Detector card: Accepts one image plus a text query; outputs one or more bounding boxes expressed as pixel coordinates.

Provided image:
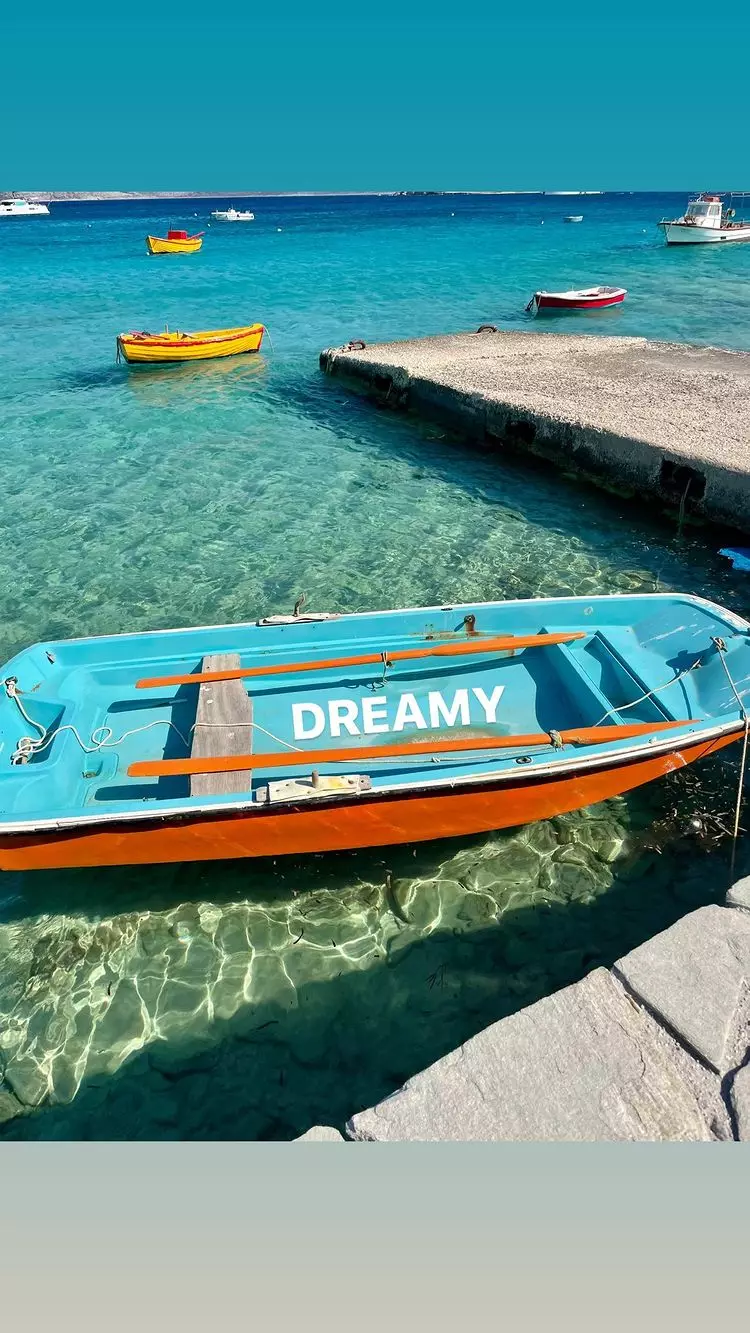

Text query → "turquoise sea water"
[2,192,750,1138]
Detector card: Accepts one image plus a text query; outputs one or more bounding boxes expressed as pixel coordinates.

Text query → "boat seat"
[545,639,626,728]
[189,654,254,798]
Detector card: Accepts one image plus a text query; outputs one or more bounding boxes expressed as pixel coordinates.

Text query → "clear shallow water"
[2,192,750,1138]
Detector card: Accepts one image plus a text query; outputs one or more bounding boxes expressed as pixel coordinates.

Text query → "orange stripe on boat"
[136,631,587,689]
[127,720,692,780]
[3,730,734,872]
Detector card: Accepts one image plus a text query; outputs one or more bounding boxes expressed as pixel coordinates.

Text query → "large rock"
[727,877,750,910]
[615,905,750,1073]
[295,1125,345,1142]
[347,968,717,1141]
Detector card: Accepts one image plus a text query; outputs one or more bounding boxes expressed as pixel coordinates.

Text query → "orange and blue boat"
[117,323,265,364]
[0,592,747,871]
[145,229,203,255]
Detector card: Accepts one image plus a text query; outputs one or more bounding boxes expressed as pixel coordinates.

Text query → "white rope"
[713,641,750,879]
[5,680,301,766]
[591,657,704,728]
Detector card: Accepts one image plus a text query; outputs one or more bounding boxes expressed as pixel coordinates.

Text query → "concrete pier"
[321,331,750,532]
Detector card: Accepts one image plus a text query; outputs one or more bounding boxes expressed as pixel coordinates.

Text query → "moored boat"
[0,592,747,871]
[659,192,750,244]
[210,207,254,221]
[0,197,50,218]
[116,323,265,364]
[526,285,627,313]
[146,230,204,255]
[564,215,584,222]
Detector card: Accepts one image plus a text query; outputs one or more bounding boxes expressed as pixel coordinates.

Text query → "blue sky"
[5,1,749,191]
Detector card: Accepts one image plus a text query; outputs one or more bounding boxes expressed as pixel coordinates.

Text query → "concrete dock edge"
[321,331,750,533]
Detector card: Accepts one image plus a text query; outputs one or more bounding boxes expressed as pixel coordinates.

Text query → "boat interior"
[0,594,746,828]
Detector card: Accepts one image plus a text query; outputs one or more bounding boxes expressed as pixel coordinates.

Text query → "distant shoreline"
[16,189,617,203]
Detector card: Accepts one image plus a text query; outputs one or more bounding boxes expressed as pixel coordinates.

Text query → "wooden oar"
[135,631,587,690]
[127,719,693,780]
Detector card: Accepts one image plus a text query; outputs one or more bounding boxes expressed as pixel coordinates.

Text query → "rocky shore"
[299,879,750,1141]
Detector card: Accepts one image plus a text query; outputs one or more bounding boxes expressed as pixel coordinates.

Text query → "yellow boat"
[116,323,266,364]
[146,229,204,255]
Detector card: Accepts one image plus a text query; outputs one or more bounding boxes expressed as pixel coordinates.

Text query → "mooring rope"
[4,678,302,766]
[591,657,704,728]
[712,638,750,881]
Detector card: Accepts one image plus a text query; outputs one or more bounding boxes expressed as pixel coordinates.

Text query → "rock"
[346,969,717,1141]
[0,1084,24,1125]
[541,848,608,901]
[401,879,444,931]
[210,960,251,1022]
[615,905,750,1073]
[246,954,299,1010]
[568,819,624,864]
[730,1064,750,1139]
[463,844,541,893]
[521,822,559,856]
[727,877,750,910]
[213,910,252,957]
[3,1056,49,1108]
[295,1125,345,1142]
[454,889,498,930]
[88,977,149,1075]
[48,1054,86,1105]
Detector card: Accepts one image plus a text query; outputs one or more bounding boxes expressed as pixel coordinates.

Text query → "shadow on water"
[1,754,747,1141]
[56,365,125,393]
[0,838,737,1143]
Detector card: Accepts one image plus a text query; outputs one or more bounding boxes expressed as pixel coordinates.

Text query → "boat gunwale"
[118,325,263,349]
[0,716,741,839]
[8,590,746,651]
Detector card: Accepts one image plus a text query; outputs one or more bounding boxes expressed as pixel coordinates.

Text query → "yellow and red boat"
[145,229,204,255]
[116,323,265,364]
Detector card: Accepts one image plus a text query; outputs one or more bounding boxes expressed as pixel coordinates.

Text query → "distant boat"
[0,197,49,218]
[117,323,265,364]
[210,207,255,222]
[146,230,204,255]
[526,285,627,313]
[659,192,750,244]
[0,591,745,871]
[564,215,584,223]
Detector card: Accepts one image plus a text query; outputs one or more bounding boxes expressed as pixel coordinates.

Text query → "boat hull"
[535,292,625,310]
[146,234,203,255]
[661,222,750,245]
[117,324,265,364]
[1,591,746,872]
[0,204,50,218]
[0,729,738,871]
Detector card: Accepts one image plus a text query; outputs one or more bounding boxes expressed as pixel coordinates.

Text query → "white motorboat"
[0,197,50,218]
[210,207,255,222]
[659,192,750,244]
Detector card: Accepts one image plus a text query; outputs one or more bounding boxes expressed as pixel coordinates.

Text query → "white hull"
[0,200,50,218]
[662,221,750,244]
[210,210,254,222]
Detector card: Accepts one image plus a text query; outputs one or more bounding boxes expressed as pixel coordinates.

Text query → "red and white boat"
[526,285,627,313]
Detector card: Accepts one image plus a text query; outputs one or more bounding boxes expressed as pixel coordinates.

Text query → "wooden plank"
[130,719,696,782]
[136,631,587,690]
[189,654,254,797]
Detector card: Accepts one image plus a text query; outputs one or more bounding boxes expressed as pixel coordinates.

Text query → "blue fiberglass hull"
[0,592,747,870]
